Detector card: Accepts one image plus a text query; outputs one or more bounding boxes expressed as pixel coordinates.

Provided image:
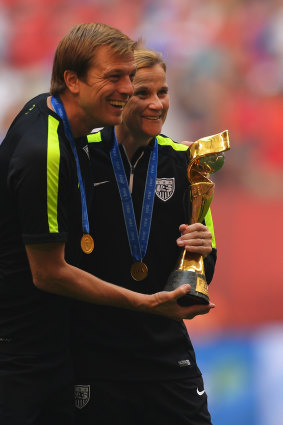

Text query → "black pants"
[74,375,212,425]
[0,352,75,425]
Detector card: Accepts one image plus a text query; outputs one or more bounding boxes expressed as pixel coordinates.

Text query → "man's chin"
[105,116,123,127]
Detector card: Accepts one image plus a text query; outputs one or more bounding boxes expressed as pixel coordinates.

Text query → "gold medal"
[81,234,94,254]
[130,261,148,281]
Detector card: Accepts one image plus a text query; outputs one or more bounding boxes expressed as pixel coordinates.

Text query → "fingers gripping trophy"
[163,130,230,306]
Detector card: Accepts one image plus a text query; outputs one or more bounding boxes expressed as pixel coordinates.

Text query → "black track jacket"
[72,126,217,382]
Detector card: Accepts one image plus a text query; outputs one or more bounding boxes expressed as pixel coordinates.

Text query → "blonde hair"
[50,22,136,96]
[134,47,166,72]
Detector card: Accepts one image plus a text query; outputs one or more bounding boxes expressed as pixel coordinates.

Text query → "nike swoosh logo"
[93,181,110,187]
[197,388,205,396]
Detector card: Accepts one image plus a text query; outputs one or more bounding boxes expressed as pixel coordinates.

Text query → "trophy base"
[164,270,209,307]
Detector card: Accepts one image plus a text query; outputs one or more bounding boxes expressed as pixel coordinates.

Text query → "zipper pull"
[129,164,134,193]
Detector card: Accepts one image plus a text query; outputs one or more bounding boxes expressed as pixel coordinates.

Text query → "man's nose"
[119,76,134,96]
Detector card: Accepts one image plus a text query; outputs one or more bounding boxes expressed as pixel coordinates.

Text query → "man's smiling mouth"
[109,100,127,108]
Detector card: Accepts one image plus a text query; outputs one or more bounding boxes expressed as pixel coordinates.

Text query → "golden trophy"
[163,130,230,306]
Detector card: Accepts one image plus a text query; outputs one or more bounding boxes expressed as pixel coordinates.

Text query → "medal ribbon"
[110,130,158,262]
[51,96,90,235]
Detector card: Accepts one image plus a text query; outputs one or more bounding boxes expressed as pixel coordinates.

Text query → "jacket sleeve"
[7,117,72,245]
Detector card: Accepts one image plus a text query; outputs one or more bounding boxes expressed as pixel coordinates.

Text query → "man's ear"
[64,70,79,94]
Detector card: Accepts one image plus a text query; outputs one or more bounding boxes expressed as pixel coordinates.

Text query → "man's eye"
[109,75,119,81]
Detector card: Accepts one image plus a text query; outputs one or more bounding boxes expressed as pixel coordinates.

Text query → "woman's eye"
[135,91,147,97]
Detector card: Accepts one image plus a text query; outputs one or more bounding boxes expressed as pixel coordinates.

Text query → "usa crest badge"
[74,385,90,409]
[155,177,175,201]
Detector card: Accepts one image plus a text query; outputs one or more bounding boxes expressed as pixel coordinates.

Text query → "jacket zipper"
[122,145,144,194]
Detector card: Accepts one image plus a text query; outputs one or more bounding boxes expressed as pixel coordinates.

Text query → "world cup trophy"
[163,130,230,306]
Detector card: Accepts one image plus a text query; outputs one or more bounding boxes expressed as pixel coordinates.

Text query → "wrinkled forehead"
[91,44,135,69]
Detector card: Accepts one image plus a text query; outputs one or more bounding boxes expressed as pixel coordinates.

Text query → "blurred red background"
[1,1,282,423]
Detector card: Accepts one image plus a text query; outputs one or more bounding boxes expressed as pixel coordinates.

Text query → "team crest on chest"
[155,177,175,201]
[74,385,90,409]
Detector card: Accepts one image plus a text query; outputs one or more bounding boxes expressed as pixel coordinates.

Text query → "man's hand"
[177,223,212,258]
[148,284,215,320]
[25,243,214,321]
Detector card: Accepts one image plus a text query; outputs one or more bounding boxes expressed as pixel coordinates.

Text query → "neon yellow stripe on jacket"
[156,135,188,151]
[204,208,216,248]
[87,132,187,150]
[87,132,102,143]
[47,115,60,233]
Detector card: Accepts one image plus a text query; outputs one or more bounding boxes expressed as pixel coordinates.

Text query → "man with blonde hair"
[0,24,204,425]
